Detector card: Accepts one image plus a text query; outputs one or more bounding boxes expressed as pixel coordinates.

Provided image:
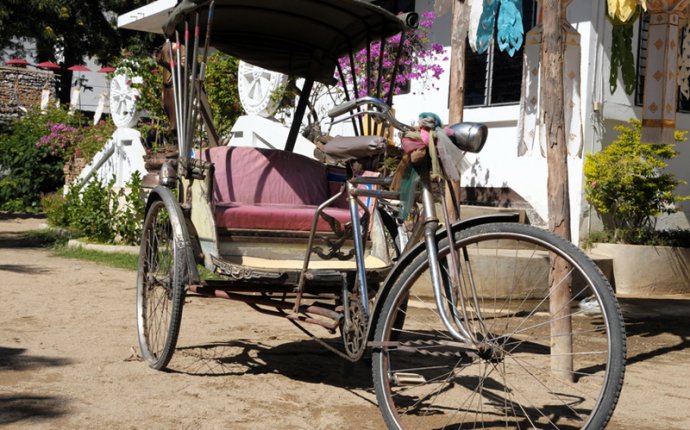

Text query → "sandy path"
[1,215,689,429]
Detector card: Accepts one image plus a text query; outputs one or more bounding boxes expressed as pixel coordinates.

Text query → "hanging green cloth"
[607,0,639,95]
[476,0,500,54]
[496,0,524,57]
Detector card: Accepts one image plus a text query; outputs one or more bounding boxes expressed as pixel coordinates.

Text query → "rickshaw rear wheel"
[136,198,188,370]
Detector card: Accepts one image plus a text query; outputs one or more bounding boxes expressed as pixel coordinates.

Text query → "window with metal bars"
[635,13,690,112]
[464,0,538,107]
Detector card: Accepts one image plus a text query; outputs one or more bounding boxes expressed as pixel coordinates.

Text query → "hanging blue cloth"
[476,0,499,54]
[496,0,524,57]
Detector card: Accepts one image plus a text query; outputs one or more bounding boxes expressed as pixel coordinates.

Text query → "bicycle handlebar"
[327,96,414,132]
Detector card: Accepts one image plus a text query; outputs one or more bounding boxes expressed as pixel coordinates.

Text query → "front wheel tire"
[136,199,188,370]
[372,223,626,429]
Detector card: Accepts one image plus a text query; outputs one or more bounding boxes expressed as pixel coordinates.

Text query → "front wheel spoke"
[505,354,590,423]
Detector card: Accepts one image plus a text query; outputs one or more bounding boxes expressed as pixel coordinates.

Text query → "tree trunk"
[540,0,574,381]
[446,0,468,221]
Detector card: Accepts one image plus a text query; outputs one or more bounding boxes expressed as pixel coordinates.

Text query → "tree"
[0,0,162,103]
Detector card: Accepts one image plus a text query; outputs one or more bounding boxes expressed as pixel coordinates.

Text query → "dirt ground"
[1,214,689,429]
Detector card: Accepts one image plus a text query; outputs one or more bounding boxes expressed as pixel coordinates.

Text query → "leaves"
[584,118,689,242]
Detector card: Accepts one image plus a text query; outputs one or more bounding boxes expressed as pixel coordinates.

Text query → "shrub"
[0,108,82,212]
[69,178,119,243]
[55,173,145,245]
[73,119,116,162]
[114,172,145,245]
[41,192,69,228]
[584,118,689,243]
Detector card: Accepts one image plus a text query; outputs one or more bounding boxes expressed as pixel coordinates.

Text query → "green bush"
[54,173,146,245]
[114,172,145,245]
[0,108,81,212]
[41,192,69,228]
[584,118,689,243]
[70,178,119,243]
[73,119,116,162]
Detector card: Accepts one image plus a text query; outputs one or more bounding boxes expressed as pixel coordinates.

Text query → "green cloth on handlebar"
[398,164,420,221]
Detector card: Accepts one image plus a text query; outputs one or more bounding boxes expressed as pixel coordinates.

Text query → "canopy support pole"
[285,51,323,153]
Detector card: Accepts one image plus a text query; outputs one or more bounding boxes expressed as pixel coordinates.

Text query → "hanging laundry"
[497,0,524,57]
[476,0,500,54]
[468,0,484,52]
[607,0,639,95]
[607,0,640,22]
[517,23,583,158]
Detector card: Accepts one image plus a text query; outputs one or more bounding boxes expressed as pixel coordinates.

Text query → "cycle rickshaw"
[135,1,626,428]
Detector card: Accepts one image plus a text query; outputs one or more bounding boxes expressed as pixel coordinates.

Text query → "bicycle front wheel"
[372,223,626,429]
[136,198,188,370]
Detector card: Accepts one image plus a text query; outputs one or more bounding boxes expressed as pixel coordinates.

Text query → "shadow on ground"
[619,298,690,365]
[0,231,56,249]
[0,394,68,425]
[0,263,52,274]
[0,347,71,425]
[169,338,372,390]
[0,346,72,372]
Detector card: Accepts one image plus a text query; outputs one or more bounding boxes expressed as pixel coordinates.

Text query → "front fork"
[419,177,482,345]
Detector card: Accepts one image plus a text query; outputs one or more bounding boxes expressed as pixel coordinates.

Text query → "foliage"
[338,10,446,98]
[114,56,166,121]
[45,173,145,245]
[41,192,69,227]
[36,122,79,157]
[584,118,689,243]
[114,55,173,150]
[0,108,81,212]
[74,119,116,162]
[205,52,243,137]
[24,228,69,247]
[114,171,145,244]
[582,228,690,248]
[0,0,163,103]
[34,116,115,164]
[68,178,119,243]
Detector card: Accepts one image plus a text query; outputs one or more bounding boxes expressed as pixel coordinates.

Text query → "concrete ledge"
[591,243,690,296]
[67,239,139,255]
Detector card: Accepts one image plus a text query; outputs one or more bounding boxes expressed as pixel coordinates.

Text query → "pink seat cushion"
[204,146,330,205]
[215,203,351,232]
[202,146,352,232]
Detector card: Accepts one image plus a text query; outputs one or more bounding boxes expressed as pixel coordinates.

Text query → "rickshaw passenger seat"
[202,146,351,232]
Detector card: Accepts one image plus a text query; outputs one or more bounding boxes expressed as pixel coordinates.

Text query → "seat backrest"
[204,146,330,205]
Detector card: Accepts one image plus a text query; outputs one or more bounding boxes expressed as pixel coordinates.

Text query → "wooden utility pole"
[448,0,467,124]
[540,0,574,381]
[446,0,468,221]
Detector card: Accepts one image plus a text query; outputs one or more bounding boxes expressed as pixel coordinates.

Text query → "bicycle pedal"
[392,372,427,386]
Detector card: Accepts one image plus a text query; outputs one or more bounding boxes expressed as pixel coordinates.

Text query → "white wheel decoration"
[110,73,141,128]
[238,61,287,117]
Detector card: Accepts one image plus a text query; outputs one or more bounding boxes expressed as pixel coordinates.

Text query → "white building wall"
[395,0,598,242]
[585,0,690,234]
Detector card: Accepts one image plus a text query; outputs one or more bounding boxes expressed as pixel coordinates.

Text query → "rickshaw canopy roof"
[163,0,406,83]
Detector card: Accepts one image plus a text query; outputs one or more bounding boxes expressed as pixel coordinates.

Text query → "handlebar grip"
[328,99,360,118]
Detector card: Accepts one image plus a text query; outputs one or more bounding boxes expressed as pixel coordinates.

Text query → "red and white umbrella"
[36,61,62,70]
[5,58,31,67]
[67,65,92,72]
[96,66,115,73]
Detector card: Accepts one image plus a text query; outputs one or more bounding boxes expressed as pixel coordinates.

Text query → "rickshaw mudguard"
[145,186,201,284]
[366,212,521,341]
